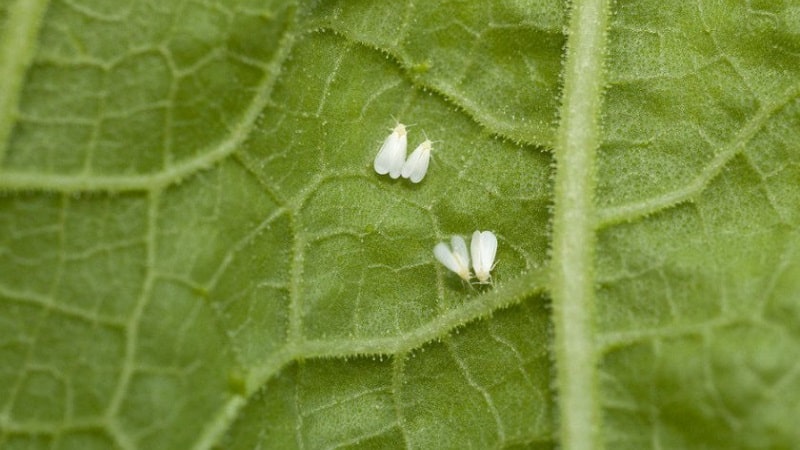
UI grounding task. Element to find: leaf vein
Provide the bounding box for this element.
[597,82,800,227]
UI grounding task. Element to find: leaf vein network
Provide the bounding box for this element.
[596,82,800,227]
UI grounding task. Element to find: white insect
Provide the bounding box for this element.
[470,230,498,284]
[433,235,471,282]
[401,138,432,183]
[373,122,408,179]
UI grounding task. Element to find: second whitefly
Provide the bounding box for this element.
[471,230,498,284]
[401,138,433,183]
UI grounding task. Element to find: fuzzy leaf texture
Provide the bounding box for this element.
[0,0,798,449]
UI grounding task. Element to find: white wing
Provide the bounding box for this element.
[478,231,497,272]
[451,235,469,267]
[471,230,484,276]
[387,132,407,178]
[435,237,471,281]
[401,141,431,183]
[373,131,407,178]
[471,230,497,283]
[434,242,460,274]
[450,236,471,280]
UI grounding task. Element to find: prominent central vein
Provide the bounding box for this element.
[550,0,610,448]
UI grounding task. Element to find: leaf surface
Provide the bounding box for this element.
[0,0,798,449]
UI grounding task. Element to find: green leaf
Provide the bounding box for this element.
[1,0,798,449]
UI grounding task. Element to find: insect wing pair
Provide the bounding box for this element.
[434,235,471,282]
[470,230,497,284]
[373,124,407,179]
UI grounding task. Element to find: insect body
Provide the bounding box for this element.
[373,123,408,179]
[401,139,432,183]
[433,235,471,282]
[470,230,497,284]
